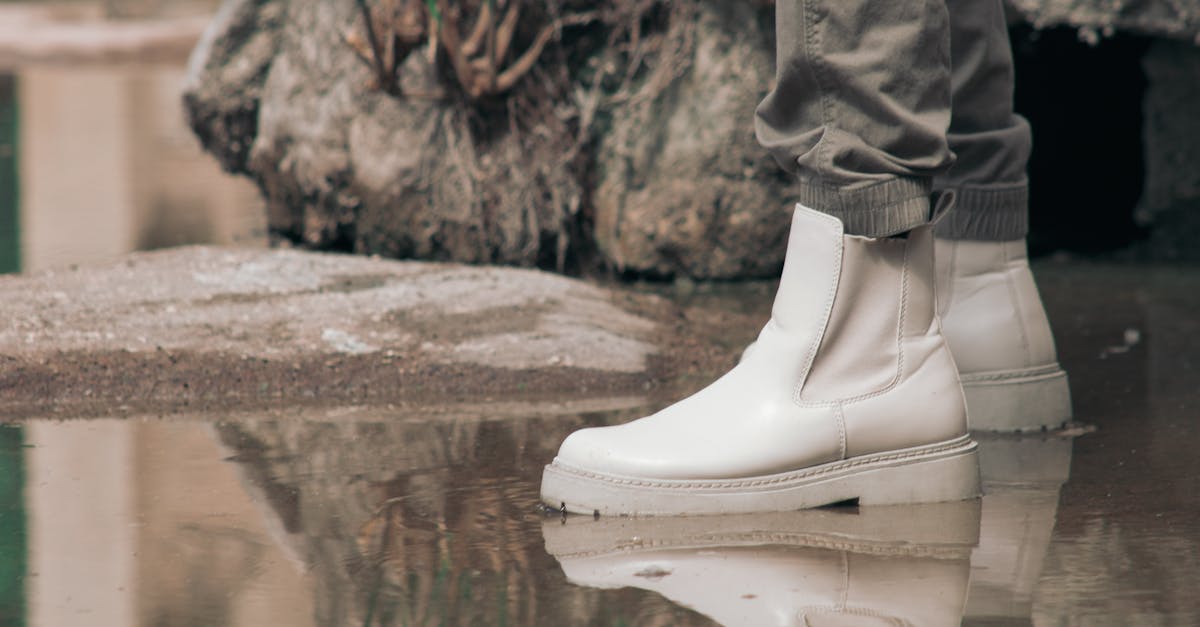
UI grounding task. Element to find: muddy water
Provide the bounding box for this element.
[0,402,1194,626]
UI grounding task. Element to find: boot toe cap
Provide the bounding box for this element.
[554,426,644,476]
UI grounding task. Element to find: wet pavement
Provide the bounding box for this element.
[1,260,1198,626]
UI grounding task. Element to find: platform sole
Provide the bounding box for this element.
[961,365,1072,433]
[540,435,981,516]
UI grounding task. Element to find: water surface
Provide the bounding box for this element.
[1,394,1196,626]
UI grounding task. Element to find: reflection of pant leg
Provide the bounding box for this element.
[755,0,955,237]
[934,0,1033,241]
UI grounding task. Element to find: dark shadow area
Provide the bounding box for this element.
[1011,26,1152,257]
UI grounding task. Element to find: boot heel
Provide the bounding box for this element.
[853,445,981,506]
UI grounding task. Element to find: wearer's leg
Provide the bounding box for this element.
[754,0,955,236]
[934,0,1032,240]
[932,0,1071,431]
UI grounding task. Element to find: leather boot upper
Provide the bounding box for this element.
[552,205,968,481]
[934,238,1059,375]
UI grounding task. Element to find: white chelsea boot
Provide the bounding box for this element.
[541,204,981,516]
[934,238,1072,432]
[544,502,979,627]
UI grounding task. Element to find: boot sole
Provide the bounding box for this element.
[961,365,1072,433]
[541,434,981,516]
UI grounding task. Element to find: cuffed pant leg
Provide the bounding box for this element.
[755,0,955,237]
[933,0,1033,241]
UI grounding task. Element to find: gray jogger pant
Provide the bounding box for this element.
[755,0,1032,239]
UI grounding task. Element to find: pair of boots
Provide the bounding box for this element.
[542,205,1071,516]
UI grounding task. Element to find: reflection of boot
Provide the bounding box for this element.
[544,502,981,627]
[542,205,980,516]
[966,432,1073,624]
[934,239,1072,432]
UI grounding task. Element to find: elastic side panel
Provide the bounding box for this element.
[800,235,906,403]
[904,224,937,337]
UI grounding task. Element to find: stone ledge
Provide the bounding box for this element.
[0,247,748,417]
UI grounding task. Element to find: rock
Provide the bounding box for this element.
[184,0,282,174]
[185,0,585,269]
[592,1,798,279]
[183,0,1200,278]
[183,0,799,280]
[1007,0,1200,44]
[0,247,751,417]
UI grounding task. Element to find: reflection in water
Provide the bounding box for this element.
[1021,265,1200,625]
[211,408,1081,627]
[25,421,136,627]
[0,426,25,625]
[10,403,1200,625]
[18,419,313,627]
[544,503,979,626]
[209,403,711,626]
[968,433,1073,624]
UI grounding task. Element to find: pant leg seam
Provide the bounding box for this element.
[802,0,834,191]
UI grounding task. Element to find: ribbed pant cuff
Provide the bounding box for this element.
[795,177,932,237]
[933,182,1028,240]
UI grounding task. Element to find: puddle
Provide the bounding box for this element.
[2,396,1198,626]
